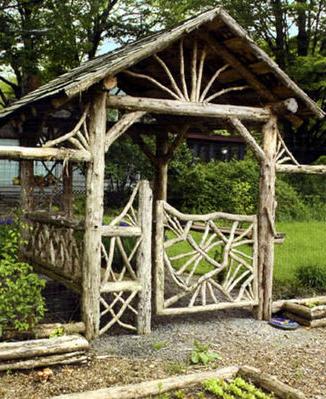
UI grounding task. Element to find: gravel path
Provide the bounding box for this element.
[1,310,325,399]
[94,310,326,398]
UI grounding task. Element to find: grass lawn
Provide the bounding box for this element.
[102,212,325,286]
[163,221,326,285]
[275,221,326,282]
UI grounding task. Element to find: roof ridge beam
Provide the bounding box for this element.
[106,95,271,122]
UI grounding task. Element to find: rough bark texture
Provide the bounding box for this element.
[137,180,153,335]
[52,367,239,399]
[257,115,278,320]
[106,95,272,122]
[82,92,107,340]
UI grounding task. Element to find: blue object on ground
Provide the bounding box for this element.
[268,316,300,330]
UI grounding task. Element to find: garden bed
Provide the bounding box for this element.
[283,297,326,328]
[51,366,305,399]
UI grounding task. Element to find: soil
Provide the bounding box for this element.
[0,310,325,399]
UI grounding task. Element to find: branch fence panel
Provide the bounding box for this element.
[23,215,84,291]
[155,201,259,315]
[99,181,152,335]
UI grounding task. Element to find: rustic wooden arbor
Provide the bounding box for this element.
[0,7,324,340]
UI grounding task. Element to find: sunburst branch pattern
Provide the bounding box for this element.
[156,202,259,314]
[275,129,300,166]
[43,104,91,151]
[124,39,250,103]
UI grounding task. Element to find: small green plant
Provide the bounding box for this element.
[49,326,65,338]
[152,340,168,351]
[165,361,187,375]
[174,390,186,399]
[305,301,320,308]
[190,340,221,365]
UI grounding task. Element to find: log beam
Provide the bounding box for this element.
[276,164,326,175]
[105,111,146,151]
[0,146,92,162]
[229,118,265,161]
[82,92,107,340]
[107,95,271,122]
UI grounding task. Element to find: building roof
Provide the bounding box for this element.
[0,7,324,124]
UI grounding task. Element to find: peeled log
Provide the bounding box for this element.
[0,334,89,361]
[239,366,306,399]
[52,366,239,399]
[0,351,87,371]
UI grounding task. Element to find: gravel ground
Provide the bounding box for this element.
[1,310,325,399]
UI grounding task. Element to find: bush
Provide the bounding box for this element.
[275,179,309,221]
[169,158,311,221]
[169,159,259,215]
[0,214,46,336]
[296,264,326,290]
[0,258,46,336]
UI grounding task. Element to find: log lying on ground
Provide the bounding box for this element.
[52,366,239,399]
[0,351,88,371]
[0,334,89,370]
[272,296,326,313]
[283,312,326,328]
[239,366,306,399]
[3,322,86,340]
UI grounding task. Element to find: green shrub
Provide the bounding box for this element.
[296,264,326,290]
[276,179,309,221]
[169,158,311,221]
[0,214,46,336]
[0,258,46,336]
[169,159,259,215]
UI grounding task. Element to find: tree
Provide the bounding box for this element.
[0,0,158,103]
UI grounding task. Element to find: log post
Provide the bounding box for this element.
[137,180,153,334]
[82,93,106,340]
[20,137,35,212]
[154,132,169,203]
[63,162,73,217]
[257,115,278,320]
[20,160,34,212]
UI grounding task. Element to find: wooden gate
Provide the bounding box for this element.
[99,180,152,335]
[155,201,259,315]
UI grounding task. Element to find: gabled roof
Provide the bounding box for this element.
[0,7,324,123]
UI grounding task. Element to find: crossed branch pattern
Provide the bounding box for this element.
[158,203,258,312]
[24,221,83,281]
[100,183,142,334]
[124,38,249,103]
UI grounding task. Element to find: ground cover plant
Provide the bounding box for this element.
[151,377,276,398]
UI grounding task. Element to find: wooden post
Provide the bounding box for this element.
[20,160,34,212]
[82,93,106,340]
[154,132,169,202]
[257,115,278,320]
[20,136,35,212]
[137,180,153,334]
[155,200,165,314]
[63,162,73,217]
